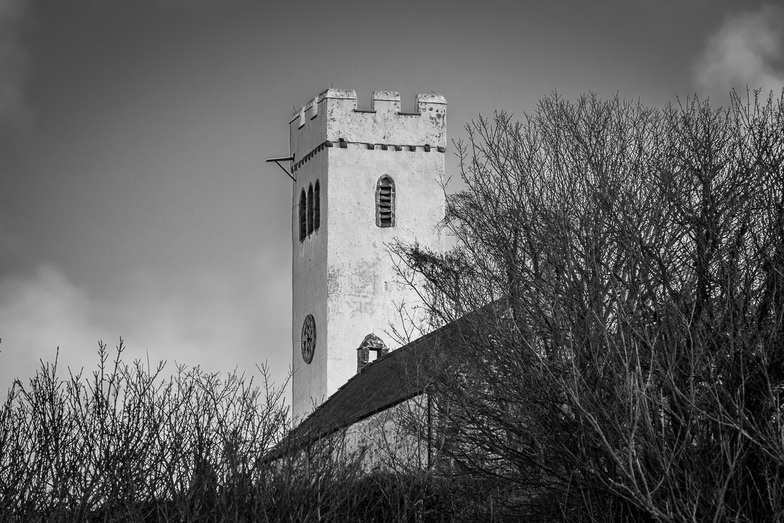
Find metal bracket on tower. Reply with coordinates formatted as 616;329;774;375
266;155;295;182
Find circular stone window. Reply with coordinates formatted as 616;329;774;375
301;314;316;364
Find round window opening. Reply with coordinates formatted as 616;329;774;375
301;314;316;364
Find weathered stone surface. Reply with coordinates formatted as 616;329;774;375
290;89;446;421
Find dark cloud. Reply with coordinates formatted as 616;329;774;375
0;0;32;129
88;0;231;10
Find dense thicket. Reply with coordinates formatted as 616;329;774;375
396;90;784;521
0;343;482;522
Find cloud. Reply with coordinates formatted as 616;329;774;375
0;266;105;395
694;4;784;101
0;262;291;399
0;0;32;129
115;265;279;374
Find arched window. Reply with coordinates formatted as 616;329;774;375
307;184;314;234
376;175;395;228
299;189;306;241
314;180;321;231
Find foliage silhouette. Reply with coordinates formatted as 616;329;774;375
393;89;784;522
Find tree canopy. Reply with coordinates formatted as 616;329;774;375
396;90;784;521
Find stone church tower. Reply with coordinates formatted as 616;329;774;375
290;89;446;420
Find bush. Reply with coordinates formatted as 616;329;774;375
0;343;480;522
0;341;290;521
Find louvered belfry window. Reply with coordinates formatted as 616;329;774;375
307;184;314;234
299;189;307;241
376;176;395;228
314;180;320;231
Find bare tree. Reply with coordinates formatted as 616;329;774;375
394;90;784;521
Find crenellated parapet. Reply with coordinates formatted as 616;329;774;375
289;89;447;172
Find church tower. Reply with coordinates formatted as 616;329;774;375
290;89;446;420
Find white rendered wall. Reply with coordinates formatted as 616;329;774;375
290;89;446;421
344;397;432;471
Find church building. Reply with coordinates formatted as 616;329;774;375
279;88;461;466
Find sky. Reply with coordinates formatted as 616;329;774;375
1;0;783;400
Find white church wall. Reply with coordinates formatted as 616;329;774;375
344;395;433;472
289;89;446;420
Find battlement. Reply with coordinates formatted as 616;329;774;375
289;89;447;162
290;89;447;124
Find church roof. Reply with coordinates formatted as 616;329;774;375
268;308;484;458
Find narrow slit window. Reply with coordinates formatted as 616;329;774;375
314;180;321;231
299;189;307;241
307;184;314;234
376;175;395;228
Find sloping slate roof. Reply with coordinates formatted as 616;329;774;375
271;310;479;457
